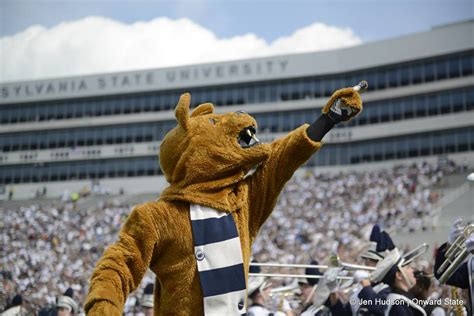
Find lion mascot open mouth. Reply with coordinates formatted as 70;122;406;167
85;84;364;315
159;93;272;194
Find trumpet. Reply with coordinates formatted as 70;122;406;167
437;223;474;284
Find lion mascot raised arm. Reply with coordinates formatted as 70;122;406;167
85;82;366;315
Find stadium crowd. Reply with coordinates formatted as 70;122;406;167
0;160;464;315
251;160;455;266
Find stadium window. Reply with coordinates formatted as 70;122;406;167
100;99;109;116
412;64;423;84
439;94;451;114
131;97;140;114
267;84;277;102
257;85;267;103
457;129;469;151
50;173;58;182
350;148;360;164
235;87;245;104
334;78;344;91
302;81;312;99
365;72;376;92
448;58;460;78
395;139;407;159
445;133;457;153
426;95;439;116
461;55;473;76
436;59;447;80
192;89;204;104
419;134;431;156
407;138;419;157
312;80;321;98
432;132;444;154
414;96;426;117
54;105;64;120
84;101;94;117
33;106;41;122
43;105;53;120
112;101;121;115
64;103;74;119
424;61;435;82
388;69;398;87
373;71;384;90
400;67;410;86
380;103;391;122
103;100;112;115
373;141;384;161
368;105;379;124
0;109;8;124
246;86;255;103
323;80;334;97
467;90;474;111
361;143;373;163
404;99;414;119
452;91;464;112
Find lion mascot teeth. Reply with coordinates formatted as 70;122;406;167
85;85;364;315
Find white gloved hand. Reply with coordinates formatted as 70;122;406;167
312;282;330;308
281;298;292;312
325;267;341;293
448;218;464;245
465;232;474;253
353;270;370;283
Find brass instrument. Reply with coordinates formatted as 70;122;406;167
437;223;474;284
269;281;301;311
249;256;375;283
248;271;353;281
450;286;465;316
402;243;429;265
250;258;375;276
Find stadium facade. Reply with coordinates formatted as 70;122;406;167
1;20;473;199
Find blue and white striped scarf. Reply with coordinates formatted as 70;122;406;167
190;204;247;316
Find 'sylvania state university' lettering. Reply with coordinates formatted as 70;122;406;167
0;58;289;101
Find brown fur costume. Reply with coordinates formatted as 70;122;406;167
85;89;362;315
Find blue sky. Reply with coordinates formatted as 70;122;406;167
0;0;472;83
2;0;472;42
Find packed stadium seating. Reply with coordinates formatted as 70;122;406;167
0;160;462;313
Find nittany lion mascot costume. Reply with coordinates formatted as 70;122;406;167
85;82;367;315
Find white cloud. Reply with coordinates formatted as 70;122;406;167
0;16;362;83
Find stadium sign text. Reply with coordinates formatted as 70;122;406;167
0;58;289;102
165;59;289;82
1;72;155;100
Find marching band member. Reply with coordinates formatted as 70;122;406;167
247;262;295;316
433;218;473;315
410;270;445;316
371;248;426;316
56;288;79;316
2;294;26;316
298;260;331;316
355;225;393;315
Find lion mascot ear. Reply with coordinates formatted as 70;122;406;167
176;94;215;129
175;93;191;131
191;103;214;117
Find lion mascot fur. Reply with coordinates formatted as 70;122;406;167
85;87;363;315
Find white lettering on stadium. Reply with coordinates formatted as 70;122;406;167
0;59;289;101
165;59;289;82
1;72;155;100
